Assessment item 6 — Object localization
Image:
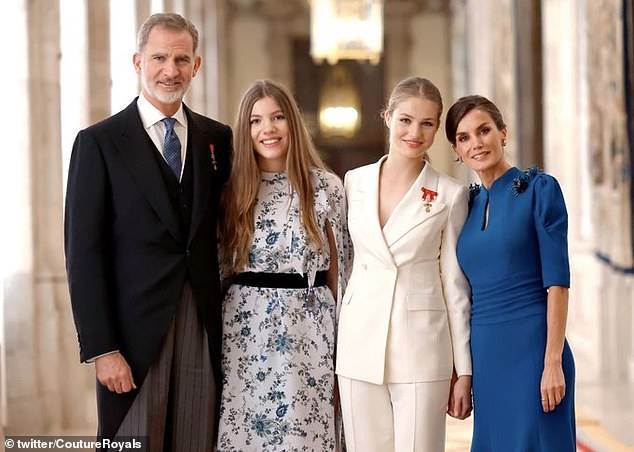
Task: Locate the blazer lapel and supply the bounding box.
[115,100,181,243]
[383,162,446,248]
[185,106,212,246]
[365,156,397,266]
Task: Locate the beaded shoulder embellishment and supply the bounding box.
[468,183,481,204]
[512,166,542,196]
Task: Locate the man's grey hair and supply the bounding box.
[137,13,199,53]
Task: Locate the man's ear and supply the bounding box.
[133,53,142,74]
[192,56,202,77]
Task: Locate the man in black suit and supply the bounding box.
[64,13,231,450]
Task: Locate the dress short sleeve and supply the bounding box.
[322,172,353,324]
[533,174,570,288]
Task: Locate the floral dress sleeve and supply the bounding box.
[329,174,353,325]
[314,170,353,325]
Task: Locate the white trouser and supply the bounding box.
[338,376,451,452]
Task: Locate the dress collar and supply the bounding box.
[481,166,519,193]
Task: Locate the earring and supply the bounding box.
[502,139,507,147]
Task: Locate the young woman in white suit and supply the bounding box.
[336,77,472,452]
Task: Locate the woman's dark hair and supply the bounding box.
[445,95,506,145]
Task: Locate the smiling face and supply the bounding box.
[250,96,290,172]
[453,108,507,173]
[385,97,440,161]
[133,25,201,115]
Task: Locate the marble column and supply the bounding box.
[542,0,634,385]
[163,0,179,13]
[2,0,33,435]
[542,0,602,381]
[587,0,633,382]
[514,0,543,169]
[87,0,111,123]
[202,0,231,122]
[226,1,269,122]
[449,0,468,97]
[384,0,419,95]
[136,0,151,32]
[186,0,230,122]
[3,0,67,435]
[260,0,301,92]
[449,0,517,166]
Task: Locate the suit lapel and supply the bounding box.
[115,100,181,243]
[185,106,212,246]
[365,156,397,266]
[383,162,446,248]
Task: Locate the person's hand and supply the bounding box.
[447,374,472,419]
[540,362,565,413]
[95,352,137,394]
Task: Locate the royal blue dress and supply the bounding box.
[457,167,576,451]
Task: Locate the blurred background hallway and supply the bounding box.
[2,0,633,450]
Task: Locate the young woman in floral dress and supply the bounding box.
[217,79,350,451]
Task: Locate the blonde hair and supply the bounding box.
[382,76,443,122]
[220,80,326,274]
[381,77,443,161]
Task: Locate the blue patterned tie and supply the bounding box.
[161,117,182,178]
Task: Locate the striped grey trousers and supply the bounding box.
[113,284,217,451]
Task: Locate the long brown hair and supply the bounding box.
[220,80,326,274]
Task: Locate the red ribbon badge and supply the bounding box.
[420,187,438,202]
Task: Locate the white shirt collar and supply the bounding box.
[136,92,187,129]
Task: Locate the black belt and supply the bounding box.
[233,271,328,289]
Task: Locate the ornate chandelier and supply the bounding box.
[310,0,384,65]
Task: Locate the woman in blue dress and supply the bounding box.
[445,95,576,451]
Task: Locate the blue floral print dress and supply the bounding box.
[217,168,350,452]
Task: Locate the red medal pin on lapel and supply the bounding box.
[209,144,218,171]
[421,187,437,212]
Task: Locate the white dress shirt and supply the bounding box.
[136,92,188,181]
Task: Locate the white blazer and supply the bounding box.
[336,156,472,384]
